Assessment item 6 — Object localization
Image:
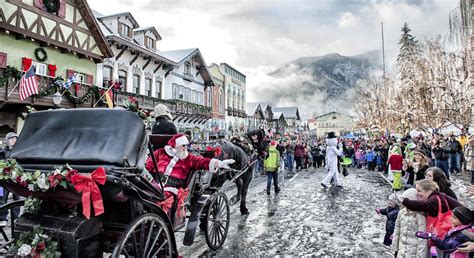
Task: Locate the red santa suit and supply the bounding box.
[145,134,224,194]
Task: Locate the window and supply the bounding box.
[145,36,155,49]
[219,89,224,113]
[33,62,47,76]
[191,90,196,103]
[118,70,127,91]
[155,80,162,98]
[145,78,152,96]
[207,88,211,107]
[119,23,132,38]
[184,62,191,75]
[172,83,178,99]
[185,88,191,102]
[133,74,140,94]
[76,73,85,84]
[102,66,113,87]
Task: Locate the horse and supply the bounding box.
[206,129,269,215]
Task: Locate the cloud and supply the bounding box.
[88,0,459,119]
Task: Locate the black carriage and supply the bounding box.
[0,108,236,257]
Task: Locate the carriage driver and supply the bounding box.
[145,134,235,195]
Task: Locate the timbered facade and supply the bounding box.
[0,0,112,134]
[208,63,226,138]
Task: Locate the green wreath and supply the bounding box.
[34,48,47,62]
[43,0,60,14]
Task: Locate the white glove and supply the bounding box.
[338,142,343,149]
[217,159,235,169]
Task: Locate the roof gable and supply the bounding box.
[134,26,162,41]
[272,107,300,120]
[163,48,215,86]
[98,12,139,29]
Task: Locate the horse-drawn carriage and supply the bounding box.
[0,108,266,257]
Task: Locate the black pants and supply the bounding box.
[0,189,20,221]
[266,172,279,192]
[295,157,304,170]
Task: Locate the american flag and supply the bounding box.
[63,73,77,89]
[19,65,39,101]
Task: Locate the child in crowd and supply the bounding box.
[264,140,281,195]
[416,206,473,258]
[376,193,400,246]
[366,147,376,171]
[392,188,428,257]
[388,145,404,191]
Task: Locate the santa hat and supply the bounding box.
[164,134,189,156]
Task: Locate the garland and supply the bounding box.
[0,159,72,192]
[123,96,151,121]
[24,196,42,213]
[34,48,48,62]
[38,77,104,105]
[0,66,21,88]
[10,225,60,257]
[43,0,60,15]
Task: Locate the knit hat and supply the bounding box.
[164,134,189,156]
[388,193,401,206]
[402,188,417,201]
[453,207,473,225]
[270,140,277,147]
[413,150,428,161]
[153,104,173,120]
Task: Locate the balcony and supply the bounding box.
[0,70,96,108]
[227,107,233,116]
[115,91,212,118]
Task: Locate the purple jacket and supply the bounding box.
[294,144,305,157]
[432,224,472,256]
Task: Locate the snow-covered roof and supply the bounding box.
[246,103,260,116]
[162,48,198,63]
[134,26,162,41]
[99,12,140,28]
[272,107,300,120]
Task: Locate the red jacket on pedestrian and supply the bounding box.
[388,154,403,171]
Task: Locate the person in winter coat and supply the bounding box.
[294,141,305,171]
[321,132,343,188]
[405,150,429,186]
[376,193,400,246]
[311,145,321,168]
[151,104,177,135]
[264,141,281,195]
[448,133,463,176]
[425,167,457,200]
[399,179,462,219]
[464,137,474,184]
[416,206,473,258]
[366,147,376,171]
[0,132,21,225]
[285,142,295,172]
[388,146,404,191]
[392,188,428,258]
[433,138,451,179]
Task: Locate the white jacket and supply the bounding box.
[391,207,429,258]
[325,138,343,170]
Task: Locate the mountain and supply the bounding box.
[256,50,381,119]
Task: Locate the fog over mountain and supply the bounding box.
[251,50,382,119]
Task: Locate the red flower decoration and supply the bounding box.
[48,175,58,188]
[66,169,78,182]
[36,242,45,251]
[128,96,137,103]
[3,167,11,174]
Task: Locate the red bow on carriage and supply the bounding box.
[70,167,106,219]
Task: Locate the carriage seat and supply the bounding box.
[149,134,175,151]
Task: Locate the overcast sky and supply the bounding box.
[89,0,459,102]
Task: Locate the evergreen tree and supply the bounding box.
[397,22,419,60]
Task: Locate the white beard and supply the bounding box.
[176,149,189,160]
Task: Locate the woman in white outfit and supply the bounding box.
[321,132,344,188]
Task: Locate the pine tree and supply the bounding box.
[397,23,419,60]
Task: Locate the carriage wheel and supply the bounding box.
[112,213,175,257]
[204,192,230,250]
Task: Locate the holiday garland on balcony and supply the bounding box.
[0,66,21,87]
[38,77,104,105]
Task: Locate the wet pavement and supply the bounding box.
[176,167,474,257]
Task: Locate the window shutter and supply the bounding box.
[58,0,67,18]
[66,69,75,78]
[86,74,93,85]
[0,53,7,68]
[118,23,122,35]
[34,0,44,9]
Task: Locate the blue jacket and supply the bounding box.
[366,151,375,162]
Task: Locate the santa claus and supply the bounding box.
[145,134,235,194]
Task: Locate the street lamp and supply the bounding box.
[52,92,62,109]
